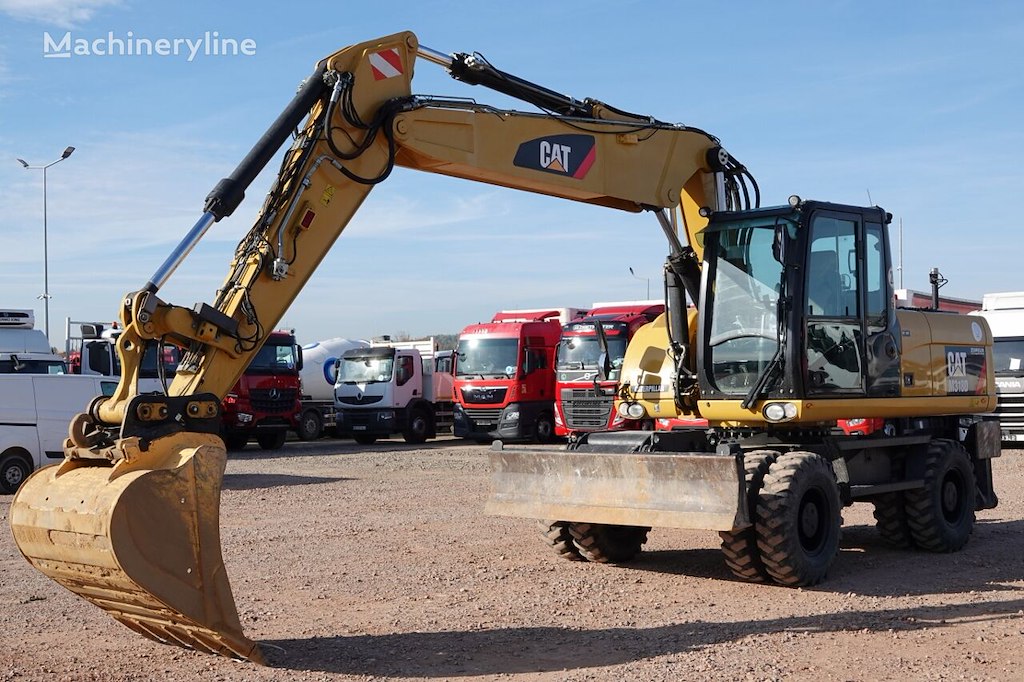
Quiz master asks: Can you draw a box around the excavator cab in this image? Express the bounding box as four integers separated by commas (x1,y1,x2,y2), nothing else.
695,198,904,422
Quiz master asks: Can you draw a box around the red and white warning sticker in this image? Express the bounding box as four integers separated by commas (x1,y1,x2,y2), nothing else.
369,48,403,80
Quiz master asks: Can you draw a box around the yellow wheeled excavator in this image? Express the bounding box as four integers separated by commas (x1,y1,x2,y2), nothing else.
9,31,1000,665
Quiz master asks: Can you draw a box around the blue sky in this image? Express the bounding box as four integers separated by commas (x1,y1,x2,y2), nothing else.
1,1,1021,346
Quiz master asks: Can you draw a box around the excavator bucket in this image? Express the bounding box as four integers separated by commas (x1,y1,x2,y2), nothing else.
486,441,748,531
9,435,264,664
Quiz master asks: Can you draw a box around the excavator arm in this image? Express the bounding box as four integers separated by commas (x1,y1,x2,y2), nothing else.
10,31,755,664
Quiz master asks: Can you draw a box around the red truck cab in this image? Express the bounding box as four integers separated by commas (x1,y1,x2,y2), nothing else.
221,330,302,451
553,302,664,436
453,309,582,442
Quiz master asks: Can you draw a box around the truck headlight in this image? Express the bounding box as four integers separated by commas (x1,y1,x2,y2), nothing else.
763,402,797,422
237,413,253,424
503,410,520,424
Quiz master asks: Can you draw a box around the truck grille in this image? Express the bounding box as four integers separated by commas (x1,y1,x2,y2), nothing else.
249,388,297,413
561,388,612,429
464,407,503,425
994,390,1024,436
337,394,383,405
460,387,508,404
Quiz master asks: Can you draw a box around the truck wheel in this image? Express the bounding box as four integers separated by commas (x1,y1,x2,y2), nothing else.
297,410,323,441
568,522,649,563
534,412,556,444
403,408,430,444
755,451,842,587
223,433,248,451
0,453,31,494
353,434,377,445
256,431,287,450
538,520,584,561
719,450,779,582
872,492,915,548
904,439,975,552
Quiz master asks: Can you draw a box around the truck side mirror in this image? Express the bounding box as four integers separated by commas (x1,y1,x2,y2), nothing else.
596,351,611,381
295,345,303,372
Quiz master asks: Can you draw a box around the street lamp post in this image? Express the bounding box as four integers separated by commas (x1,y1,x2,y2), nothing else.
16,146,75,343
628,267,650,299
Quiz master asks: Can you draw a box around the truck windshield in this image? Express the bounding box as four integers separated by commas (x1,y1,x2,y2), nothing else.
0,358,66,374
993,338,1024,374
456,337,519,377
109,342,180,379
337,355,393,384
246,343,298,375
706,220,783,393
557,328,628,371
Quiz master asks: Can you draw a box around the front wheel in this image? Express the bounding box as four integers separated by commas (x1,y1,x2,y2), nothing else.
755,451,842,587
353,434,377,445
538,520,584,561
403,408,431,444
223,433,248,451
719,449,779,583
256,431,287,450
568,522,649,563
534,412,556,444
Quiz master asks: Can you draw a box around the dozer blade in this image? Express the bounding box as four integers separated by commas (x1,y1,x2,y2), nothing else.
9,433,264,664
486,445,747,531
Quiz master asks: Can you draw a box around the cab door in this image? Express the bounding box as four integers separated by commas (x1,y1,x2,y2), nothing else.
803,209,899,397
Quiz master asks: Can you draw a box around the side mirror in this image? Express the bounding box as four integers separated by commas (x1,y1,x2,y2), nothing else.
772,223,788,264
295,345,304,372
596,351,612,381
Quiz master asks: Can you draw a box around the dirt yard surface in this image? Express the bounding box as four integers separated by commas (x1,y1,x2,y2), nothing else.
1,438,1022,681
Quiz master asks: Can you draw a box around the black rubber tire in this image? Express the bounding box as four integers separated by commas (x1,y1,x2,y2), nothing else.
296,409,323,441
353,434,377,445
0,453,31,494
538,520,584,561
223,433,249,451
534,412,556,444
719,450,779,582
568,522,649,564
755,451,842,587
256,431,287,450
403,408,431,444
872,492,915,548
904,439,975,552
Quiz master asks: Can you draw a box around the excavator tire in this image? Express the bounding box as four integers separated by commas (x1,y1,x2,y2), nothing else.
568,522,649,564
872,492,915,548
904,439,975,552
755,451,842,587
8,432,264,663
718,450,779,582
538,520,584,561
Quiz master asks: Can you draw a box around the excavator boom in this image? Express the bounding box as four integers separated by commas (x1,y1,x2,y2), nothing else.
9,31,753,663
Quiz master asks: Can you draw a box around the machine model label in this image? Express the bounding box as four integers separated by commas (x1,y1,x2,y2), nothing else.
513,135,596,179
944,345,987,395
368,48,403,80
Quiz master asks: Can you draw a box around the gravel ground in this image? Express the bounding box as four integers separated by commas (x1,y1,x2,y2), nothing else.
1,438,1021,681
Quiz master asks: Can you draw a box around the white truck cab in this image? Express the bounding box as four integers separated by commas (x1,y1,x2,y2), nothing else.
971,292,1024,443
0,309,66,375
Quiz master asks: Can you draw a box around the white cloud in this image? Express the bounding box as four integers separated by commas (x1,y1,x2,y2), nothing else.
0,0,121,28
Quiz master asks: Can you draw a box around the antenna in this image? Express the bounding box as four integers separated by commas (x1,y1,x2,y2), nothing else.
898,218,904,289
866,188,873,206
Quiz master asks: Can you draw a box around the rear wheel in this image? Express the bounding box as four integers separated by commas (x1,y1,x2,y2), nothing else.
0,453,31,494
719,450,779,582
353,434,377,445
539,520,584,561
755,451,842,587
296,409,323,441
256,431,287,450
534,413,556,444
403,408,431,444
904,439,975,552
568,522,649,563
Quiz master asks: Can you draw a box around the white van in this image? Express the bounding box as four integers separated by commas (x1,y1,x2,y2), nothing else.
0,374,117,493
